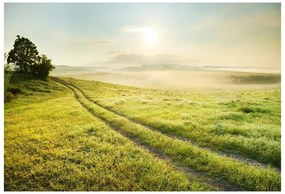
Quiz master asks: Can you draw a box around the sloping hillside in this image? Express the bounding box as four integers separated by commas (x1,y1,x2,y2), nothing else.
4,75,281,191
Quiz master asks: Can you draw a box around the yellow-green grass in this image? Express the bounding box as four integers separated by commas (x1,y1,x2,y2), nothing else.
64,78,281,168
5,79,214,191
57,78,280,191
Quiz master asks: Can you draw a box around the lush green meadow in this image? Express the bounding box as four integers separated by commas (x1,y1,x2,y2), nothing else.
5,75,215,191
4,74,281,191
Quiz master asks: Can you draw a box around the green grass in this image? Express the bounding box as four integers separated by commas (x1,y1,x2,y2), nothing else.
57,78,280,191
4,75,281,191
4,75,215,191
64,78,280,168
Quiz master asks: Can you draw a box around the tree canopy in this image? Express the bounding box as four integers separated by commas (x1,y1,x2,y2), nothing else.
7,35,55,79
30,55,55,79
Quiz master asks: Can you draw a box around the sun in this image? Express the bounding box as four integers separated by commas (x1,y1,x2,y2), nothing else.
142,27,159,46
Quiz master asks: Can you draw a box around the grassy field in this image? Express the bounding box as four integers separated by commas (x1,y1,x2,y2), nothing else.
63,77,281,168
4,73,281,191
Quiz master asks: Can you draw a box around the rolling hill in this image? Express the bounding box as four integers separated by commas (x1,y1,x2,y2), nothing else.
4,73,281,191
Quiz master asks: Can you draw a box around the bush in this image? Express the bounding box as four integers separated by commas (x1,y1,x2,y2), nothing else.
30,55,55,80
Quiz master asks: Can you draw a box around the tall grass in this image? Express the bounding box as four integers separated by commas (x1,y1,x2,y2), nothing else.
4,78,214,191
65,78,281,168
62,80,280,191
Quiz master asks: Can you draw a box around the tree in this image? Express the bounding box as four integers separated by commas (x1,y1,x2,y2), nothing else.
7,35,55,79
30,55,55,79
7,35,39,73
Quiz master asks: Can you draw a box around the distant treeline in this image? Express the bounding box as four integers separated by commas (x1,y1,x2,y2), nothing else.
231,74,281,84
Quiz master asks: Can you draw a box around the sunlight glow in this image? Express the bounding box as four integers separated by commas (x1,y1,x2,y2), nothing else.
142,27,159,46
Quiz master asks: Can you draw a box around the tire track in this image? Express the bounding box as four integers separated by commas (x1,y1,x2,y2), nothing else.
63,79,278,172
93,103,278,171
51,77,244,191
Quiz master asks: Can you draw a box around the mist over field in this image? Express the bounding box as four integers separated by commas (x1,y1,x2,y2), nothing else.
51,65,281,90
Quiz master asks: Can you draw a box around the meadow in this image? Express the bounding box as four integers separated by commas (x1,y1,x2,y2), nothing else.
4,72,281,191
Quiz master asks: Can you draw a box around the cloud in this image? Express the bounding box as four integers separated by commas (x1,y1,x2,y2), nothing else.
105,51,125,55
104,52,198,67
92,39,112,46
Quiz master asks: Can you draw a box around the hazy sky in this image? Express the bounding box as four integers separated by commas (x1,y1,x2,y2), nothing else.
4,3,281,71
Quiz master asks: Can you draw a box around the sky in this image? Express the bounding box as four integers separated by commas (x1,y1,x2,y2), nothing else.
4,3,281,72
